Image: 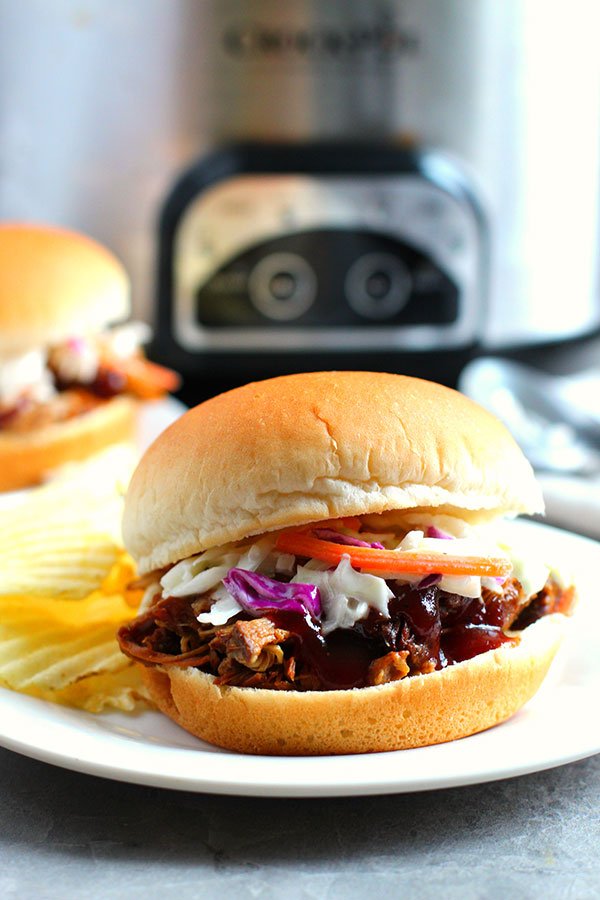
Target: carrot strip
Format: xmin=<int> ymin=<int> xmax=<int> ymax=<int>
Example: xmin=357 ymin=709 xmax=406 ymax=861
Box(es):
xmin=275 ymin=531 xmax=512 ymax=578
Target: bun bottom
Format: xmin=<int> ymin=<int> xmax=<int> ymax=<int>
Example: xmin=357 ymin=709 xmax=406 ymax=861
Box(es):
xmin=141 ymin=614 xmax=567 ymax=755
xmin=0 ymin=396 xmax=137 ymax=491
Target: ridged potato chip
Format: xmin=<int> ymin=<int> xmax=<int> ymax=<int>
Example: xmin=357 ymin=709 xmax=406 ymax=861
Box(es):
xmin=0 ymin=446 xmax=137 ymax=599
xmin=0 ymin=447 xmax=151 ymax=713
xmin=0 ymin=541 xmax=120 ymax=599
xmin=47 ymin=666 xmax=151 ymax=713
xmin=0 ymin=586 xmax=149 ymax=711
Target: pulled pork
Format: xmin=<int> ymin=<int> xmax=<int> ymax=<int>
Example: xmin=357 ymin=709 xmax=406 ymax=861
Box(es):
xmin=368 ymin=651 xmax=410 ymax=686
xmin=0 ymin=389 xmax=102 ymax=433
xmin=118 ymin=575 xmax=574 ymax=692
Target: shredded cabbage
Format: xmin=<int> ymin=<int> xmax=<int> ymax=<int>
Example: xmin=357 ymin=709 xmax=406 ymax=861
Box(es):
xmin=418 ymin=574 xmax=442 ymax=589
xmin=161 ymin=537 xmax=275 ymax=598
xmin=292 ymin=555 xmax=393 ymax=635
xmin=275 ymin=553 xmax=296 ymax=575
xmin=162 ymin=564 xmax=232 ymax=599
xmin=197 ymin=590 xmax=243 ymax=626
xmin=426 ymin=525 xmax=453 ymax=539
xmin=161 ymin=550 xmax=236 ymax=597
xmin=481 ymin=576 xmax=504 ymax=595
xmin=437 ymin=574 xmax=482 ymax=598
xmin=500 ymin=548 xmax=549 ymax=598
xmin=396 ymin=530 xmax=424 ymax=551
xmin=235 ymin=537 xmax=277 ymax=572
xmin=223 ymin=569 xmax=321 ymax=618
xmin=161 ymin=517 xmax=553 ymax=633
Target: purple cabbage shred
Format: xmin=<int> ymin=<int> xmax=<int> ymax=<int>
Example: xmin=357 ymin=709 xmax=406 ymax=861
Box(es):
xmin=223 ymin=568 xmax=321 ymax=619
xmin=417 ymin=573 xmax=442 ymax=589
xmin=313 ymin=528 xmax=384 ymax=550
xmin=426 ymin=526 xmax=454 ymax=540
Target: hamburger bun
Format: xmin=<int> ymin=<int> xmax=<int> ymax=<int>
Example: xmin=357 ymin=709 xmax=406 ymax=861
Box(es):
xmin=142 ymin=613 xmax=565 ymax=755
xmin=124 ymin=371 xmax=543 ymax=575
xmin=0 ymin=223 xmax=129 ymax=355
xmin=0 ymin=395 xmax=136 ymax=491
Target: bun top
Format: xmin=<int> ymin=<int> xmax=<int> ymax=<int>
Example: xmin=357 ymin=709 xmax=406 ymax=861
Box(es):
xmin=123 ymin=371 xmax=543 ymax=574
xmin=0 ymin=223 xmax=130 ymax=354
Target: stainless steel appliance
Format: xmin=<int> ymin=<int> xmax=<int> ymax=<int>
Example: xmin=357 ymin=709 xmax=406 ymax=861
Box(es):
xmin=2 ymin=1 xmax=600 ymax=390
xmin=157 ymin=142 xmax=486 ymax=384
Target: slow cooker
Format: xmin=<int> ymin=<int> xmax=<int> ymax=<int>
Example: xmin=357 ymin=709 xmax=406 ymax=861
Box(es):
xmin=2 ymin=0 xmax=599 ymax=394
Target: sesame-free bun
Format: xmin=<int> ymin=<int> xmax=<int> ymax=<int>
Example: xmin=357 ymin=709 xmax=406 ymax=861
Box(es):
xmin=140 ymin=613 xmax=565 ymax=755
xmin=0 ymin=223 xmax=129 ymax=355
xmin=0 ymin=395 xmax=136 ymax=491
xmin=124 ymin=371 xmax=543 ymax=575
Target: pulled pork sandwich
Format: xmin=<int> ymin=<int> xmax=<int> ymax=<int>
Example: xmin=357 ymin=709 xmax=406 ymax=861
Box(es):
xmin=118 ymin=371 xmax=575 ymax=755
xmin=0 ymin=223 xmax=179 ymax=490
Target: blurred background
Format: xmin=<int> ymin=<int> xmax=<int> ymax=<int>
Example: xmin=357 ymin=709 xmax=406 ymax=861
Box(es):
xmin=1 ymin=0 xmax=600 ymax=417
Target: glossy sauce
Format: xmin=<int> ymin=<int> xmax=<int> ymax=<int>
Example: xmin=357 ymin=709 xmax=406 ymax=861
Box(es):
xmin=442 ymin=624 xmax=514 ymax=664
xmin=266 ymin=610 xmax=375 ymax=690
xmin=266 ymin=587 xmax=515 ymax=690
xmin=389 ymin=588 xmax=442 ymax=660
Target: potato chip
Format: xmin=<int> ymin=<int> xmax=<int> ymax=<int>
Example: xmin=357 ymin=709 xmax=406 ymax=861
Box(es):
xmin=0 ymin=447 xmax=136 ymax=598
xmin=47 ymin=666 xmax=151 ymax=713
xmin=0 ymin=582 xmax=149 ymax=711
xmin=0 ymin=543 xmax=120 ymax=599
xmin=0 ymin=453 xmax=152 ymax=714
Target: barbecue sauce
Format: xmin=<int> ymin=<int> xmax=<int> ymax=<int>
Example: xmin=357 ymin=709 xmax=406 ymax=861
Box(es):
xmin=264 ymin=586 xmax=514 ymax=690
xmin=442 ymin=624 xmax=513 ymax=664
xmin=265 ymin=610 xmax=375 ymax=690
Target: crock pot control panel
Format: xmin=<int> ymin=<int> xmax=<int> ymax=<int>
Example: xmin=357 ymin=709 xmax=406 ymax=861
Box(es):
xmin=157 ymin=145 xmax=486 ymax=375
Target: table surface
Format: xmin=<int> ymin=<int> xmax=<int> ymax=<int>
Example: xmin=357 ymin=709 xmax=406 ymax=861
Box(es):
xmin=1 ymin=746 xmax=598 ymax=900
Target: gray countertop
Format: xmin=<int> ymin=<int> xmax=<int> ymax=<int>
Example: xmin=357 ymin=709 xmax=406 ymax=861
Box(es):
xmin=1 ymin=747 xmax=598 ymax=900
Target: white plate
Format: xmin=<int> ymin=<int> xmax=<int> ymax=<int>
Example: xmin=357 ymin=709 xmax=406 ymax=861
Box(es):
xmin=0 ymin=519 xmax=599 ymax=797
